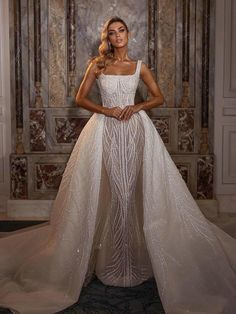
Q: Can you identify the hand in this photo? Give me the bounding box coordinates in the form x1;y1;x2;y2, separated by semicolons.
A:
103;106;123;120
119;105;142;121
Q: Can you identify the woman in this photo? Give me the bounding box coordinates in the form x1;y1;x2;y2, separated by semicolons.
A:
0;16;236;314
75;17;164;288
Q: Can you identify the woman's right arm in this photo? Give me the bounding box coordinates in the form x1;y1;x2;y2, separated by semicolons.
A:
75;61;122;120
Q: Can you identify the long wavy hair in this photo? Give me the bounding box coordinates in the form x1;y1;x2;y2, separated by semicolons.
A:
91;16;129;75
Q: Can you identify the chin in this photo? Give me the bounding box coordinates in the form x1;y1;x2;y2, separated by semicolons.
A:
113;42;127;48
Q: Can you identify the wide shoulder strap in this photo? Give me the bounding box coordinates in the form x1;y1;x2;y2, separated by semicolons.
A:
135;60;142;78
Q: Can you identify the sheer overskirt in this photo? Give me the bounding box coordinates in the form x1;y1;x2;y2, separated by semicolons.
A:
0;58;236;313
140;110;236;314
0;113;105;313
0;111;236;313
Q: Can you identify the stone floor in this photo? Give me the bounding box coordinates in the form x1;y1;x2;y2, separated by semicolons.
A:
56;276;165;314
0;277;165;314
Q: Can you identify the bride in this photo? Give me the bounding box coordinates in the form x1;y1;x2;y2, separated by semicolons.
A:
0;16;236;314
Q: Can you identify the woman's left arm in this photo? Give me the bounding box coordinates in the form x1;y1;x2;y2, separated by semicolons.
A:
119;62;165;120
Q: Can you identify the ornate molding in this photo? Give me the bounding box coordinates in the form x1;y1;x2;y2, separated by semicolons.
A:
67;0;76;97
201;0;210;127
180;0;190;107
48;0;66;107
14;0;24;154
148;0;158;77
34;0;43;107
200;0;210;154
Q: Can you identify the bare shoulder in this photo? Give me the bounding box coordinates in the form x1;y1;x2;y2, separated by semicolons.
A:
140;61;152;75
78;59;100;84
86;59;99;76
139;61;156;82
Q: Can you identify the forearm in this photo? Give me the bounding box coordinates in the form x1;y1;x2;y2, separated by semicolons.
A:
135;95;164;111
75;96;106;114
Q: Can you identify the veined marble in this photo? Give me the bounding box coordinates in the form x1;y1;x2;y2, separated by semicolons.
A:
151;117;170;144
9;0;215;202
55;117;89;144
178;109;194;152
197;156;214;199
48;0;66;107
36;163;65;191
11;156;28;199
30;110;46;151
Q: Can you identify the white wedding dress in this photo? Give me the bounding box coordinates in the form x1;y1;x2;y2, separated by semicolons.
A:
0;60;236;314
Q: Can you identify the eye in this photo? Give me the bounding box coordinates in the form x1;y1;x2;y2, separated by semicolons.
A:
108;31;115;36
119;28;125;32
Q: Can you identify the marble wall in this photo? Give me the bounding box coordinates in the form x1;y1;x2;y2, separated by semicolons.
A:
10;0;214;201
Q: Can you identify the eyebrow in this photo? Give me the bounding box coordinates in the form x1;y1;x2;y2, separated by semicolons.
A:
108;26;125;32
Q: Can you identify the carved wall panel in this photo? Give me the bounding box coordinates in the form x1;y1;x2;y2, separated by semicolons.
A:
10;0;215;201
214;0;236;203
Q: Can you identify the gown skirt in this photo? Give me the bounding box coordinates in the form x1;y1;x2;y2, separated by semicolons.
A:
94;114;153;287
0;60;236;314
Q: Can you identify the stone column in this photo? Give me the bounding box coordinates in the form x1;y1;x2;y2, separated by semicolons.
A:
14;0;24;154
200;0;210;154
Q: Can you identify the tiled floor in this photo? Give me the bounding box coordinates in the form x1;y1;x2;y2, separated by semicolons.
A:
0;276;165;314
57;276;165;314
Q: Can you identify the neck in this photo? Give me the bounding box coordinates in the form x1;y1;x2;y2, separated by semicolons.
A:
113;47;129;62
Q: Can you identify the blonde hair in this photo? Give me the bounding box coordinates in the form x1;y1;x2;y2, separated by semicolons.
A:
90;16;129;76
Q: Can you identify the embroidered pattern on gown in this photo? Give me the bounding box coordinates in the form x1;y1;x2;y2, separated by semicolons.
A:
94;61;153;286
0;60;236;314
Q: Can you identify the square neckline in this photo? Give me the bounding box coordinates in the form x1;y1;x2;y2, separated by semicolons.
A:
99;60;140;78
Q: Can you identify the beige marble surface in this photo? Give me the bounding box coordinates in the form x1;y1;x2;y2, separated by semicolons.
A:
9;0;216;204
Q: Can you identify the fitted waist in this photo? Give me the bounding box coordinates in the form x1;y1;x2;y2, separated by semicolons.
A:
101;93;135;108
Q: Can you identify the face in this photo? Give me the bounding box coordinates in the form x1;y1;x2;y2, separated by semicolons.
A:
107;21;129;48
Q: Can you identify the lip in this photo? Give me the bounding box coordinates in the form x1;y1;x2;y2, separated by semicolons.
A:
116;39;123;43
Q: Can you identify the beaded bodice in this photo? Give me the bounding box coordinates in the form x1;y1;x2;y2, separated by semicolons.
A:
96;60;142;108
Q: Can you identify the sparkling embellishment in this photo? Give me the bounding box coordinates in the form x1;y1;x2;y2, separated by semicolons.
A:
95;61;153;287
